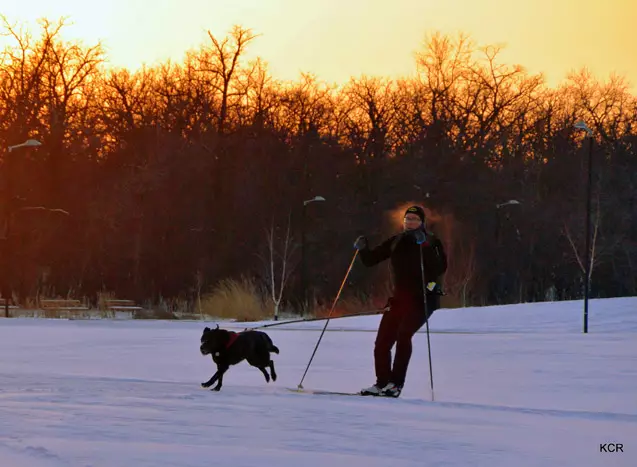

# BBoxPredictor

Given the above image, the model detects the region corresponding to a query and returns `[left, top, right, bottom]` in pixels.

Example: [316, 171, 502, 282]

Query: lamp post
[574, 120, 593, 334]
[495, 200, 521, 302]
[2, 138, 43, 317]
[495, 199, 521, 241]
[300, 195, 325, 312]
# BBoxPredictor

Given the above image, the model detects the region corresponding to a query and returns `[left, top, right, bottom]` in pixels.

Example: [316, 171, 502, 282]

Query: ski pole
[420, 246, 435, 401]
[297, 249, 359, 389]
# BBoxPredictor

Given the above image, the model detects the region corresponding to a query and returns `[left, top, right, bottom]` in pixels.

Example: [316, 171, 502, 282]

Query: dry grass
[97, 291, 116, 311]
[199, 277, 274, 322]
[4, 277, 399, 321]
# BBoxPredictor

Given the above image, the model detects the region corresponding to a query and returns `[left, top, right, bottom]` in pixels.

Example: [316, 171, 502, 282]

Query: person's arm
[432, 237, 447, 277]
[420, 235, 447, 293]
[408, 228, 445, 276]
[357, 235, 396, 267]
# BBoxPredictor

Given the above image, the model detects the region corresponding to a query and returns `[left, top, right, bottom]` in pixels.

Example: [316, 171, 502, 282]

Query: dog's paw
[211, 386, 221, 392]
[201, 382, 211, 388]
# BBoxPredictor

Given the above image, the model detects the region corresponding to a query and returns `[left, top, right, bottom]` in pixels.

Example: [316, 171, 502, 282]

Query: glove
[353, 235, 368, 250]
[426, 282, 443, 295]
[409, 229, 427, 245]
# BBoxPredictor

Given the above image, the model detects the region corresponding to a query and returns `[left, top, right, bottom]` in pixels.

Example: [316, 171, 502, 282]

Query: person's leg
[390, 293, 440, 388]
[372, 306, 400, 387]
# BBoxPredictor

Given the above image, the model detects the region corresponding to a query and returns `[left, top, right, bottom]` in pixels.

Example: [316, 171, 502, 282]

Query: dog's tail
[259, 332, 279, 354]
[265, 334, 280, 354]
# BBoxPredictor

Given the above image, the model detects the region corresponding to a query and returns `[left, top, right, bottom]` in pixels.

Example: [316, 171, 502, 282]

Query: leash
[244, 308, 386, 331]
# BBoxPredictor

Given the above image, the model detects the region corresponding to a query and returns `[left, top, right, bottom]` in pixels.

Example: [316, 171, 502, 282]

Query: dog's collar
[225, 331, 239, 349]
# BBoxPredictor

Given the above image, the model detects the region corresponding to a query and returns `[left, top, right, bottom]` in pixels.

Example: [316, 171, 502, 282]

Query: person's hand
[409, 229, 427, 245]
[353, 235, 368, 250]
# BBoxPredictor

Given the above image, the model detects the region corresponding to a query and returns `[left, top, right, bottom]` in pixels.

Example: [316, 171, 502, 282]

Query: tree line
[1, 17, 635, 311]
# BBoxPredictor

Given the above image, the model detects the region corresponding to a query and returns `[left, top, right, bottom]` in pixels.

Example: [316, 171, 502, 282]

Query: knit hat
[404, 205, 425, 222]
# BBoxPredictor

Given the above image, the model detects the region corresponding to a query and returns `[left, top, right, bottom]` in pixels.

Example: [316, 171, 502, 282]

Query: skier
[354, 205, 447, 397]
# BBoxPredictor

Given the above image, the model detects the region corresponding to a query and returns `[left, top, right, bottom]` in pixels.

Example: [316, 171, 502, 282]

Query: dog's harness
[225, 331, 239, 349]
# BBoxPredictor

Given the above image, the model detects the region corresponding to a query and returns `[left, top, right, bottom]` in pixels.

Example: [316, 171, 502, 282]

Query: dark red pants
[374, 293, 439, 387]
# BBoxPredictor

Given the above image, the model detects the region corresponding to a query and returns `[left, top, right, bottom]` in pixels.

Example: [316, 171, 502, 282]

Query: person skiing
[354, 205, 447, 397]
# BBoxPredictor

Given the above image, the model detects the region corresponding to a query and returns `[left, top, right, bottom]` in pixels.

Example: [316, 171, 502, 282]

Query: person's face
[403, 214, 423, 231]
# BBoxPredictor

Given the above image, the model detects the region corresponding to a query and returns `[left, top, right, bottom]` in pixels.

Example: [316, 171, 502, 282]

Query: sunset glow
[2, 0, 636, 88]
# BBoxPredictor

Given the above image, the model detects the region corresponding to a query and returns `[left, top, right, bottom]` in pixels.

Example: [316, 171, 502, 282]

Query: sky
[1, 0, 636, 90]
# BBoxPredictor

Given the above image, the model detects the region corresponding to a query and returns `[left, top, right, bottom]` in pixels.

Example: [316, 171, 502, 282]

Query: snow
[1, 297, 636, 466]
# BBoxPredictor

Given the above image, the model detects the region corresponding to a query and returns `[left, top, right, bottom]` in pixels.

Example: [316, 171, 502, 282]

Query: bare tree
[262, 212, 297, 320]
[278, 73, 335, 137]
[563, 190, 603, 290]
[1, 20, 636, 309]
[200, 25, 259, 133]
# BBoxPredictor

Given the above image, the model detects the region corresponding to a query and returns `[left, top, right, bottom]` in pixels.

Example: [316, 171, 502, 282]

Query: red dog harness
[226, 331, 239, 349]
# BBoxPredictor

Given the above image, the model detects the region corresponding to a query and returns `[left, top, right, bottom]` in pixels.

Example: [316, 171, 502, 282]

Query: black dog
[199, 325, 280, 391]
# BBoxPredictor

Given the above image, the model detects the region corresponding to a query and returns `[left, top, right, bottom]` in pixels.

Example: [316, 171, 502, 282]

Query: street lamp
[1, 205, 67, 318]
[304, 195, 325, 206]
[494, 200, 522, 302]
[8, 139, 42, 152]
[496, 199, 521, 237]
[496, 199, 520, 209]
[300, 195, 326, 312]
[574, 120, 593, 334]
[2, 138, 43, 317]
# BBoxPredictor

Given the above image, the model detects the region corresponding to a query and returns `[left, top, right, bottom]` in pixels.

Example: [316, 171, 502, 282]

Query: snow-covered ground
[1, 297, 635, 466]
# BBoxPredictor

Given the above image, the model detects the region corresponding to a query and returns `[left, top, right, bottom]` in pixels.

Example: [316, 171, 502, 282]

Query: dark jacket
[358, 229, 447, 301]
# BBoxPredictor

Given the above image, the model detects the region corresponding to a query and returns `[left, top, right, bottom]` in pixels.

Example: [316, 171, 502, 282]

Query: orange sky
[2, 0, 636, 89]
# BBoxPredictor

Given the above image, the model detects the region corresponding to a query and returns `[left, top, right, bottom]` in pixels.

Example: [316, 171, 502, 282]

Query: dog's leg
[201, 370, 219, 389]
[258, 366, 271, 383]
[212, 365, 229, 391]
[269, 360, 277, 382]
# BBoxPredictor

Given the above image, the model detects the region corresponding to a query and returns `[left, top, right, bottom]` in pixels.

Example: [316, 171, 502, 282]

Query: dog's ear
[215, 324, 219, 330]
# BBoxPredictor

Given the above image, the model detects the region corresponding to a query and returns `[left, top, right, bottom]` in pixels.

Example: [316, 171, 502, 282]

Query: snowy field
[1, 297, 636, 466]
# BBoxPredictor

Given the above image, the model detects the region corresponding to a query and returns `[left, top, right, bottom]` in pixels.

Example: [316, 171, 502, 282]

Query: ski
[287, 387, 394, 397]
[287, 387, 364, 397]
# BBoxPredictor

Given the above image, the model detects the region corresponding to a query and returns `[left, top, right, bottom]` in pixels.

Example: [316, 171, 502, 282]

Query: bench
[40, 299, 90, 319]
[0, 298, 19, 317]
[0, 298, 19, 308]
[104, 299, 142, 318]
